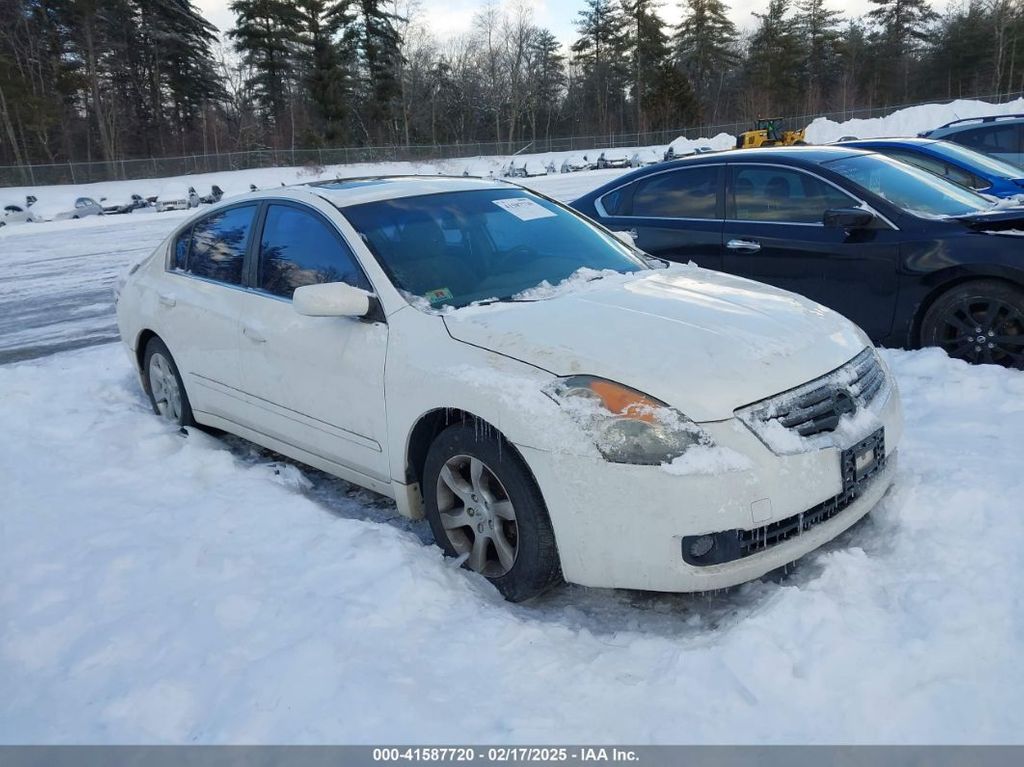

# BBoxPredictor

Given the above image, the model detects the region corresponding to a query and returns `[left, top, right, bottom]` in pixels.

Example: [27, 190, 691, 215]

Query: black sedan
[571, 146, 1024, 368]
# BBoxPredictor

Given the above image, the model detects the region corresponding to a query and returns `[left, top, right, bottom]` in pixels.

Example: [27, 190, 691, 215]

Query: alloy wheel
[149, 352, 183, 422]
[435, 454, 519, 578]
[937, 297, 1024, 367]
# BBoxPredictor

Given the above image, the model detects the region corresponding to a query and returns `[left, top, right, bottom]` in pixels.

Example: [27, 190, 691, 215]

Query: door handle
[243, 326, 267, 344]
[726, 239, 762, 252]
[157, 292, 176, 307]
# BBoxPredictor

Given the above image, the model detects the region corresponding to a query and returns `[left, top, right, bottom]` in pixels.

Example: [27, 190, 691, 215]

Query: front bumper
[516, 384, 903, 592]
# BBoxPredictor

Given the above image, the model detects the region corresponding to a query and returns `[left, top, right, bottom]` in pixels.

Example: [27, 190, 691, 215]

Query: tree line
[2, 0, 1024, 169]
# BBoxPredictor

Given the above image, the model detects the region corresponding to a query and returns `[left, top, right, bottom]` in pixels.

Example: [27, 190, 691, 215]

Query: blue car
[841, 137, 1024, 198]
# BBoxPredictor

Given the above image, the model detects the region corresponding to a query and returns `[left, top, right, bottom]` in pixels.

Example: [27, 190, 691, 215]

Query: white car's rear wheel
[423, 424, 562, 601]
[143, 337, 195, 427]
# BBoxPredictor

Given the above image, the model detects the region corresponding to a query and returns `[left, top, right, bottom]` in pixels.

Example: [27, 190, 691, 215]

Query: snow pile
[806, 97, 1024, 143]
[2, 344, 1024, 743]
[666, 132, 736, 156]
[512, 267, 640, 301]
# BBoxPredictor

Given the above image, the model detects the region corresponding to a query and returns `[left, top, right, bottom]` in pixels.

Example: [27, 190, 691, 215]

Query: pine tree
[524, 29, 566, 142]
[867, 0, 937, 100]
[673, 0, 739, 120]
[744, 0, 804, 115]
[571, 0, 629, 134]
[295, 0, 354, 141]
[622, 0, 672, 132]
[228, 0, 303, 126]
[793, 0, 843, 111]
[348, 0, 404, 142]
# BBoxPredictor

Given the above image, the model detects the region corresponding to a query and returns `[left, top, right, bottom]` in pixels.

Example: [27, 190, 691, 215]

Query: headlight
[545, 375, 711, 465]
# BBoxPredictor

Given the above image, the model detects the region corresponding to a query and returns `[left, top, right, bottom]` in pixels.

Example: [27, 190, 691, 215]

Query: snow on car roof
[308, 175, 510, 207]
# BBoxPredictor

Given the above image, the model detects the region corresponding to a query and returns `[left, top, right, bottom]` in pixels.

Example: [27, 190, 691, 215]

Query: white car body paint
[116, 178, 903, 593]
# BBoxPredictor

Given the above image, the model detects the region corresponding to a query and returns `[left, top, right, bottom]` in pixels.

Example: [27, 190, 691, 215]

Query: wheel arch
[912, 266, 1024, 346]
[403, 407, 542, 513]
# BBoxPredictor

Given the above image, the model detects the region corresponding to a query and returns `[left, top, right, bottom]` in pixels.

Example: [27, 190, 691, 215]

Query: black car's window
[954, 124, 1021, 155]
[731, 166, 855, 223]
[258, 204, 371, 299]
[186, 205, 257, 285]
[628, 167, 720, 218]
[172, 228, 191, 271]
[883, 150, 981, 189]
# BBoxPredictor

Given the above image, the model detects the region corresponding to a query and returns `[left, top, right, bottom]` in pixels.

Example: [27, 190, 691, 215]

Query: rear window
[177, 205, 257, 285]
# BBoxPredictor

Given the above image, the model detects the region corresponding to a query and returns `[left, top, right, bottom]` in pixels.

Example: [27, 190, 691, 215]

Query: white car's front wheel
[423, 424, 562, 602]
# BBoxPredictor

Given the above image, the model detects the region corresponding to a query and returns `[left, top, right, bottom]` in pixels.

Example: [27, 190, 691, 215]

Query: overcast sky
[194, 0, 951, 47]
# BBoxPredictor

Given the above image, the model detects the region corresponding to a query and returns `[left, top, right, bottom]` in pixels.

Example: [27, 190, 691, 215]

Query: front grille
[738, 348, 888, 441]
[739, 434, 886, 558]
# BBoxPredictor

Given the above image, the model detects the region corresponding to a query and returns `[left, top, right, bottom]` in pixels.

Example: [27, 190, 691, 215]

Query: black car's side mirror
[824, 207, 876, 229]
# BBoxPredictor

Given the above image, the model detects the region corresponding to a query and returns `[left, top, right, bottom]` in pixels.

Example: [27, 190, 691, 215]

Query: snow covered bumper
[517, 371, 903, 593]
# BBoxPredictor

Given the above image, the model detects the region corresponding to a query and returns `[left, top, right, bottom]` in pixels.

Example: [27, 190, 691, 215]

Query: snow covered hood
[442, 268, 871, 422]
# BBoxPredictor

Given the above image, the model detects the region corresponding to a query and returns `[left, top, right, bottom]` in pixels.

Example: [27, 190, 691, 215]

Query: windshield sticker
[493, 198, 557, 221]
[425, 287, 453, 304]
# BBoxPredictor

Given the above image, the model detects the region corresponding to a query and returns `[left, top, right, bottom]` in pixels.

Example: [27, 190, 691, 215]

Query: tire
[920, 279, 1024, 368]
[142, 337, 196, 427]
[423, 423, 562, 602]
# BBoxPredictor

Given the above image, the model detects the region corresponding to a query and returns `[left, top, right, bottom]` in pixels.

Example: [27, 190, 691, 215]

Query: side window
[172, 227, 191, 271]
[599, 187, 629, 216]
[731, 166, 856, 224]
[887, 151, 981, 189]
[186, 205, 256, 285]
[630, 167, 720, 218]
[954, 125, 1020, 154]
[258, 204, 370, 299]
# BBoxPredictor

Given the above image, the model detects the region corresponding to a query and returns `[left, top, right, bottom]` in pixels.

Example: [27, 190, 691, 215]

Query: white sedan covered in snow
[116, 177, 902, 601]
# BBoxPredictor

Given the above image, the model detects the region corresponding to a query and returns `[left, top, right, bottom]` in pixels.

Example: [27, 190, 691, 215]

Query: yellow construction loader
[736, 118, 807, 149]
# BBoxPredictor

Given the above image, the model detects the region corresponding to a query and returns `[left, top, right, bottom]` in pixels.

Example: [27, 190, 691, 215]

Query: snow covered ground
[3, 344, 1023, 743]
[3, 142, 1024, 744]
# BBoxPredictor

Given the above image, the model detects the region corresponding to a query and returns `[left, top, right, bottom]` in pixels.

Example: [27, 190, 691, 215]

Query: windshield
[925, 140, 1024, 180]
[341, 189, 649, 309]
[824, 153, 993, 217]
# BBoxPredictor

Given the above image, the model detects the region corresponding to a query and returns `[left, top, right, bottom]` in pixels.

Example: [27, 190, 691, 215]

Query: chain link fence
[4, 92, 1023, 188]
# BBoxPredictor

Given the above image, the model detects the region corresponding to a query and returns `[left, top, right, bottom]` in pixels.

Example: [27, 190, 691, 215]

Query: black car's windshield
[341, 189, 649, 309]
[824, 153, 994, 217]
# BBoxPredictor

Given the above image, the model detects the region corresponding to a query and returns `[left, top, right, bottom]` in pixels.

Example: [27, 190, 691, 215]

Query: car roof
[929, 114, 1024, 133]
[305, 175, 513, 207]
[842, 137, 936, 146]
[666, 145, 872, 166]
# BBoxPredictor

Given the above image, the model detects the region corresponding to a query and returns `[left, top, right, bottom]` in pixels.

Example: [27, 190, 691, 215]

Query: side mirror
[293, 282, 374, 318]
[824, 207, 875, 229]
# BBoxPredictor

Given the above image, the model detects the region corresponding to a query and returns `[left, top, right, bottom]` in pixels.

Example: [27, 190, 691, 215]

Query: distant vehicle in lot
[920, 114, 1024, 167]
[573, 146, 1024, 368]
[663, 143, 713, 162]
[630, 149, 661, 168]
[56, 197, 104, 220]
[103, 194, 154, 215]
[560, 155, 594, 173]
[1, 197, 37, 226]
[841, 137, 1024, 198]
[596, 149, 631, 169]
[504, 159, 548, 178]
[116, 176, 902, 600]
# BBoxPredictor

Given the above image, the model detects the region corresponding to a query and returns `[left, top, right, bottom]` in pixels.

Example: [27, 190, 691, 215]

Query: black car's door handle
[726, 239, 762, 252]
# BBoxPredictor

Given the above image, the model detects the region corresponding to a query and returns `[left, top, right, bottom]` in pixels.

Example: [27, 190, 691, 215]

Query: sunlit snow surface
[2, 161, 1024, 744]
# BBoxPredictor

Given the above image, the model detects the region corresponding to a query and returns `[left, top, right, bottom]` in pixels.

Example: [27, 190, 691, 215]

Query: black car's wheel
[422, 423, 562, 602]
[142, 337, 196, 427]
[920, 280, 1024, 368]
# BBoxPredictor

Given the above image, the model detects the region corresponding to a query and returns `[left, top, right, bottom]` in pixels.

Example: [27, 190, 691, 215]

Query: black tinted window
[172, 228, 190, 271]
[258, 205, 370, 298]
[187, 206, 256, 285]
[955, 125, 1021, 154]
[631, 167, 719, 218]
[732, 166, 854, 223]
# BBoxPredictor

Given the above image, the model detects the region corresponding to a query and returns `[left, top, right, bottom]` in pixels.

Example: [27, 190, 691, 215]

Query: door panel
[160, 205, 258, 421]
[598, 165, 725, 270]
[234, 203, 390, 480]
[722, 165, 901, 340]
